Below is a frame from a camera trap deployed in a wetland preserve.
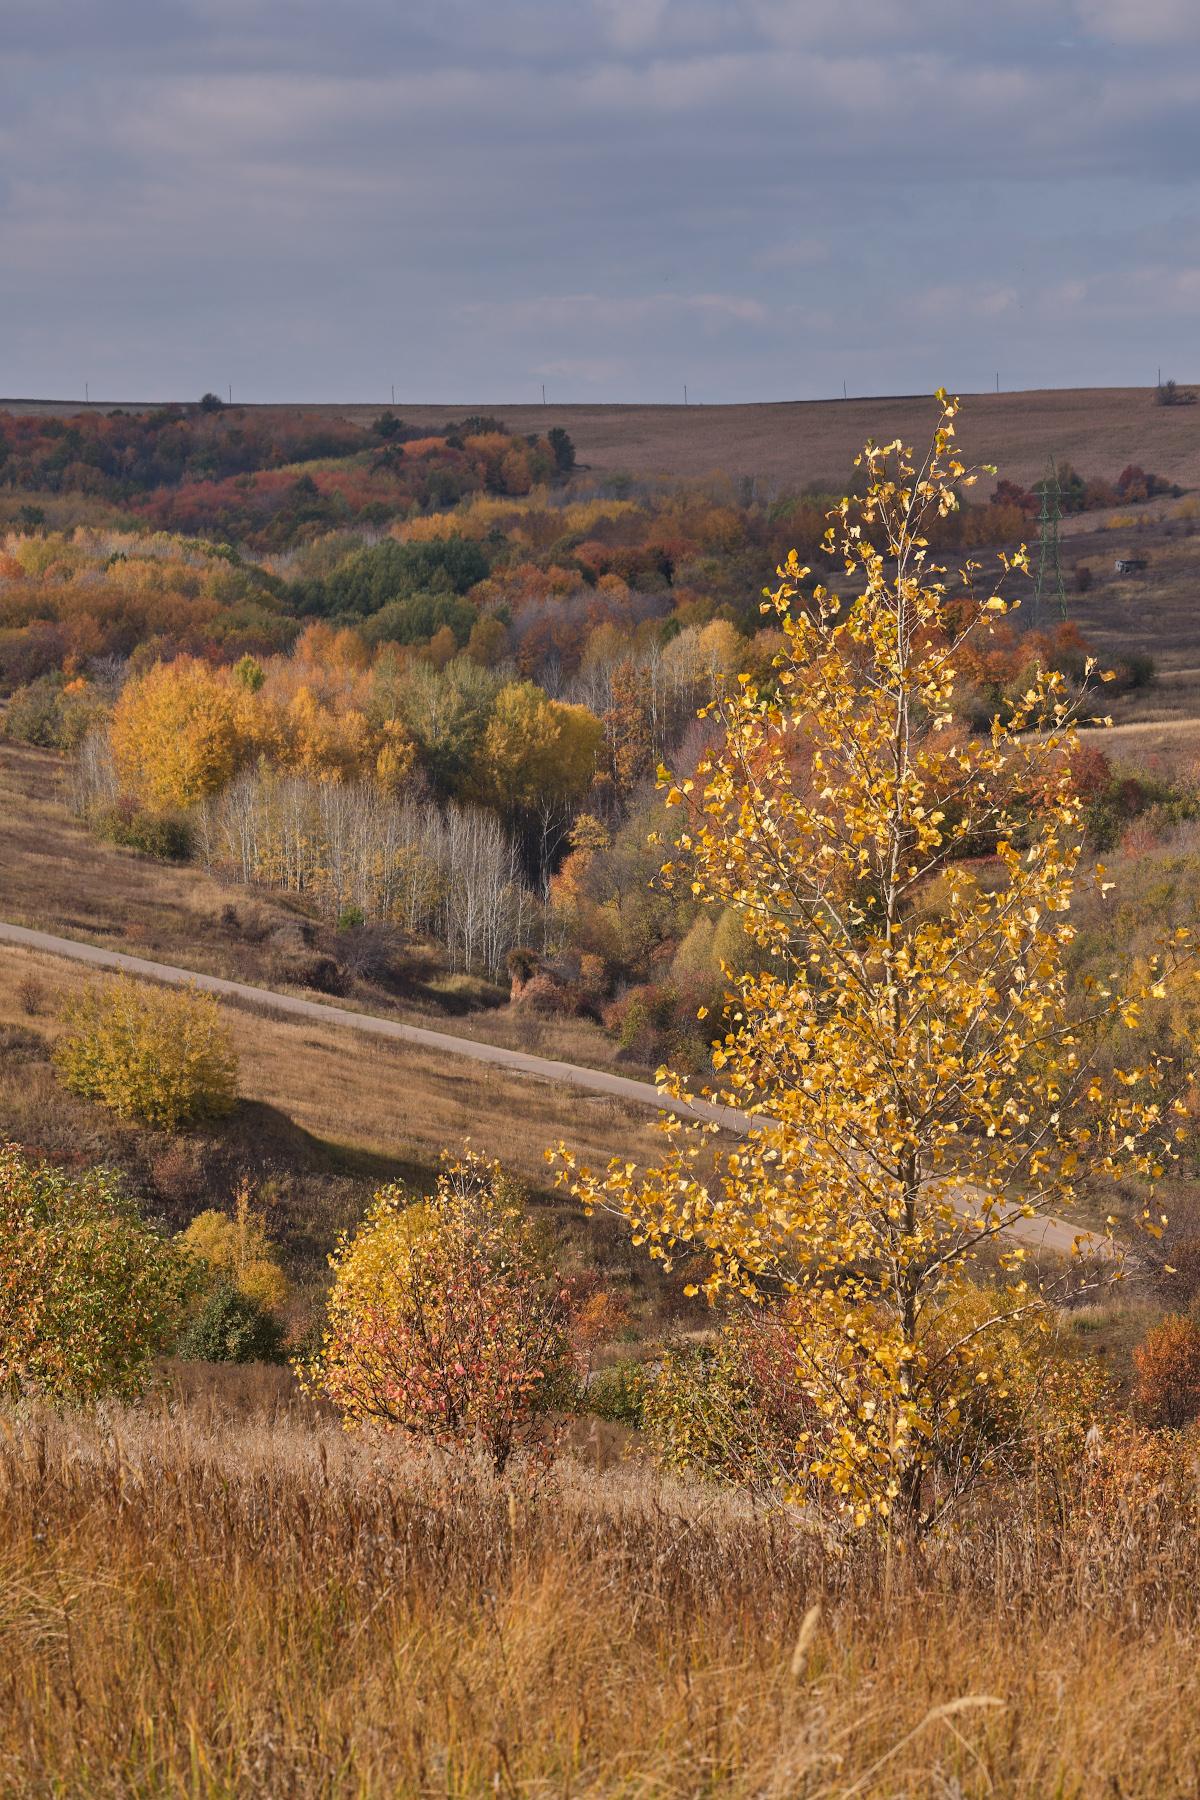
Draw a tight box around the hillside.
[6,385,1199,489]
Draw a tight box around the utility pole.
[228,383,232,405]
[995,372,999,394]
[85,381,89,404]
[391,384,395,405]
[1032,458,1067,631]
[843,380,847,400]
[542,383,546,405]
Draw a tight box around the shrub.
[604,982,680,1056]
[54,976,238,1130]
[586,1359,645,1427]
[570,1282,633,1378]
[1134,1314,1200,1429]
[1155,380,1194,408]
[307,1152,574,1470]
[3,674,105,751]
[179,1183,289,1315]
[264,948,346,995]
[3,675,66,746]
[513,971,580,1017]
[175,1283,286,1364]
[0,1143,190,1401]
[336,922,400,983]
[641,1313,815,1489]
[16,975,47,1017]
[92,798,193,861]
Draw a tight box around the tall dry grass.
[2,1398,1200,1796]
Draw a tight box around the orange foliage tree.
[307,1153,575,1472]
[1134,1314,1200,1429]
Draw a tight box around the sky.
[2,0,1199,404]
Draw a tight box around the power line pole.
[542,383,546,405]
[683,384,688,406]
[391,384,395,405]
[1032,458,1067,631]
[85,382,89,404]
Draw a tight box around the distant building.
[1114,557,1148,575]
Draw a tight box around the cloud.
[1076,0,1200,43]
[593,0,671,51]
[1,0,1199,401]
[458,293,769,332]
[755,238,831,270]
[909,284,1021,323]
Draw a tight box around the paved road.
[0,919,747,1130]
[0,918,1109,1261]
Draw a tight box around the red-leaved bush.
[305,1152,574,1471]
[1134,1313,1200,1430]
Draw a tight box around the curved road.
[0,918,1108,1261]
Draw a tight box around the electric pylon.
[1031,459,1067,630]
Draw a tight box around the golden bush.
[54,976,238,1130]
[179,1182,289,1314]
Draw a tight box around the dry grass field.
[8,384,1199,489]
[2,1399,1199,1798]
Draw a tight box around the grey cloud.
[1,0,1198,403]
[1075,0,1200,44]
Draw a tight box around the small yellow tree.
[55,976,238,1130]
[180,1182,289,1313]
[557,394,1192,1531]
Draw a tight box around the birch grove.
[195,770,537,978]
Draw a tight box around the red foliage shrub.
[1134,1314,1200,1429]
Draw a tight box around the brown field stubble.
[1,1400,1199,1797]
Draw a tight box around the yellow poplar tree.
[557,394,1192,1531]
[111,657,247,810]
[180,1181,289,1314]
[475,681,602,812]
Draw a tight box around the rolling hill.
[4,385,1198,490]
